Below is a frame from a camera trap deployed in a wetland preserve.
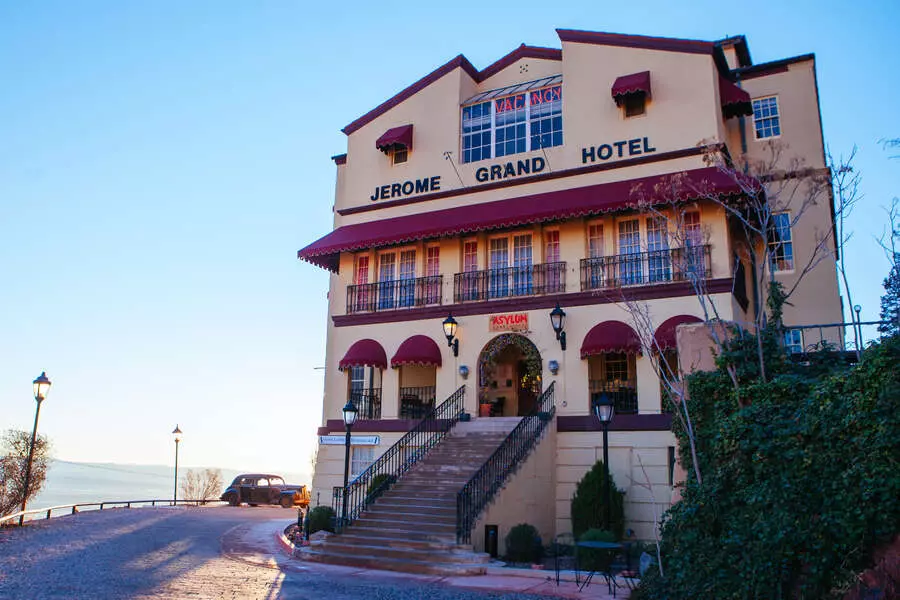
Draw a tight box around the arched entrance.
[477,334,542,417]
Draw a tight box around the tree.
[180,468,223,505]
[879,256,900,337]
[0,429,52,518]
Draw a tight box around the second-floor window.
[424,245,440,303]
[618,219,642,285]
[769,212,794,272]
[461,84,563,164]
[752,96,781,139]
[647,217,671,283]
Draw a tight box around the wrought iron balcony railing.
[346,275,442,314]
[348,388,382,420]
[453,262,566,303]
[398,386,436,419]
[580,245,711,291]
[589,381,638,415]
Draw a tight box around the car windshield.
[270,477,285,486]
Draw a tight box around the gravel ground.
[0,506,558,599]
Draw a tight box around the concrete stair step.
[334,532,470,552]
[350,521,456,540]
[319,539,488,565]
[355,516,455,532]
[364,505,456,518]
[297,547,488,576]
[361,509,457,524]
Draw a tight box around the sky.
[1,1,898,477]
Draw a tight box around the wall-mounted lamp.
[442,314,459,357]
[459,365,469,379]
[549,303,567,351]
[548,360,559,375]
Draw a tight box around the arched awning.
[581,321,643,358]
[653,315,703,351]
[338,339,387,371]
[391,335,443,368]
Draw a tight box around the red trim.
[478,44,562,81]
[557,413,672,432]
[331,154,347,165]
[390,335,443,368]
[338,146,706,217]
[653,314,703,351]
[581,320,643,358]
[338,339,388,370]
[321,419,420,434]
[557,29,714,55]
[316,426,330,436]
[332,278,736,327]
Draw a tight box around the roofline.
[331,153,347,165]
[556,29,714,55]
[341,44,561,135]
[716,35,752,67]
[734,53,815,80]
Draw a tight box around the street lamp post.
[854,304,863,358]
[172,425,182,505]
[592,392,615,531]
[340,400,358,529]
[20,372,52,526]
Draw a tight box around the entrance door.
[516,360,538,415]
[478,334,542,417]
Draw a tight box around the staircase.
[298,417,521,575]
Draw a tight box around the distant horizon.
[49,457,312,478]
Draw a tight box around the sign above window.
[489,313,529,332]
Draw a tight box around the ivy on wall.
[477,333,542,403]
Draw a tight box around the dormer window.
[612,71,651,118]
[376,125,413,164]
[392,147,408,165]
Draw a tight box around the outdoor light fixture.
[548,360,559,375]
[172,425,182,505]
[459,365,469,379]
[340,400,359,528]
[20,372,52,526]
[442,314,459,357]
[592,392,615,530]
[550,303,567,351]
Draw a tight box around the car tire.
[226,493,239,507]
[280,496,293,509]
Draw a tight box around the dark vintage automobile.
[220,474,311,509]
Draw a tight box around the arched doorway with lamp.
[477,333,542,417]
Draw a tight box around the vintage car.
[220,474,311,509]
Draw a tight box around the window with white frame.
[392,147,408,165]
[544,230,560,263]
[398,250,416,307]
[588,224,604,258]
[349,365,366,395]
[752,96,781,139]
[512,234,534,295]
[769,212,794,271]
[784,329,803,354]
[424,245,440,304]
[353,255,370,311]
[350,446,374,478]
[647,217,671,283]
[461,84,563,164]
[378,252,397,310]
[586,223,605,289]
[618,219,642,285]
[486,234,533,297]
[461,240,479,301]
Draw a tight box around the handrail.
[0,498,222,527]
[333,385,466,531]
[456,381,556,544]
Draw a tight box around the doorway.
[477,334,542,417]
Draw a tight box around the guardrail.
[0,498,223,527]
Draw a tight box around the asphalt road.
[0,506,560,599]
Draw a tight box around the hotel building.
[298,29,842,559]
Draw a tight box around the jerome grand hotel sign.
[369,137,657,202]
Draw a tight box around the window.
[349,365,366,395]
[461,84,563,164]
[752,96,781,139]
[682,212,702,246]
[623,94,645,117]
[647,217,671,283]
[784,329,804,354]
[512,234,533,296]
[588,224,604,258]
[378,252,397,309]
[398,250,416,307]
[618,219,642,285]
[605,353,629,383]
[588,352,637,413]
[353,255,370,311]
[668,447,676,486]
[544,230,560,263]
[769,212,794,271]
[350,446,374,478]
[680,211,706,279]
[392,147,408,165]
[586,223,606,289]
[424,246,440,304]
[463,240,478,272]
[488,238,510,298]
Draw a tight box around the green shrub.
[578,528,616,572]
[504,523,542,563]
[307,506,335,534]
[570,460,625,540]
[366,473,393,499]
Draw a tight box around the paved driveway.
[0,506,580,599]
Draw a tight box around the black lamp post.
[172,425,182,505]
[19,372,51,526]
[550,303,567,351]
[593,392,615,531]
[443,314,459,357]
[854,304,863,357]
[341,400,358,528]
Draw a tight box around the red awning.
[653,315,702,351]
[376,125,413,153]
[719,75,753,119]
[298,166,743,272]
[338,339,387,370]
[390,335,443,368]
[611,71,651,105]
[581,321,643,358]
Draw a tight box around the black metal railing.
[453,262,566,303]
[580,245,711,291]
[399,386,436,419]
[349,388,382,420]
[589,381,638,415]
[347,275,443,314]
[333,385,465,531]
[456,382,556,545]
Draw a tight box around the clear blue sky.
[1,1,897,475]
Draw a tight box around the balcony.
[453,262,566,303]
[580,245,711,291]
[398,386,436,419]
[349,388,382,420]
[347,276,442,314]
[589,381,638,415]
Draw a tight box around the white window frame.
[350,446,374,478]
[543,229,560,264]
[752,95,781,140]
[391,146,408,165]
[769,212,794,273]
[784,329,803,354]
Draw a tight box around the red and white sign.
[489,313,529,332]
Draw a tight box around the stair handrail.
[455,381,556,544]
[333,385,466,531]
